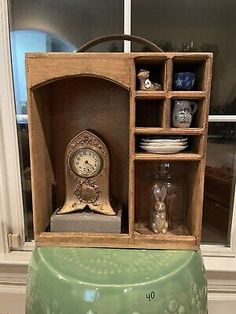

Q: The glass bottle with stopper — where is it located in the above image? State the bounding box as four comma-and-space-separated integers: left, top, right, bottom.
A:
151, 162, 187, 231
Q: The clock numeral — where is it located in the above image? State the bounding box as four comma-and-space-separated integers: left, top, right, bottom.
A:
72, 148, 101, 177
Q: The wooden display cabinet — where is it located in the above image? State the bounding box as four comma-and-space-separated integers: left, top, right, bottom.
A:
26, 52, 212, 249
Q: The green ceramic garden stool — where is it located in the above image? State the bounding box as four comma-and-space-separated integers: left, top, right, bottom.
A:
26, 247, 207, 314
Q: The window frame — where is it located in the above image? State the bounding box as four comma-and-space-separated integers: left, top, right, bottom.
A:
0, 0, 236, 267
201, 115, 236, 257
0, 0, 25, 254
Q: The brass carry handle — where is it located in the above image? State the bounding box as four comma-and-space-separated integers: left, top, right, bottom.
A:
76, 34, 164, 53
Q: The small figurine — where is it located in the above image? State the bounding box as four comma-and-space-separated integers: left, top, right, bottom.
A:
151, 185, 168, 234
137, 69, 162, 91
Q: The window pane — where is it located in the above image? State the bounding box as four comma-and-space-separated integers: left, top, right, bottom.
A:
202, 123, 236, 245
8, 0, 124, 241
132, 0, 236, 114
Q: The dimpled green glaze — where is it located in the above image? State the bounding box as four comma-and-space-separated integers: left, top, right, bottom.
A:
26, 248, 207, 314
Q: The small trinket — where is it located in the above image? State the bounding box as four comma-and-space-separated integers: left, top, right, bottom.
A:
137, 69, 162, 91
172, 100, 197, 128
173, 72, 195, 91
151, 185, 168, 234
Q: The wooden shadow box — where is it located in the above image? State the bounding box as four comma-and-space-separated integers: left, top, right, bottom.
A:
26, 52, 213, 249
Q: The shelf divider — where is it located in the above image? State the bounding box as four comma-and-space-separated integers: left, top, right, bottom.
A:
166, 58, 173, 90
163, 97, 171, 128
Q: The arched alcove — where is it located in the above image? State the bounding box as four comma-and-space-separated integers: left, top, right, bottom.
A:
31, 76, 129, 233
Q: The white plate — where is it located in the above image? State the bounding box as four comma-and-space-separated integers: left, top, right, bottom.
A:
140, 140, 187, 145
141, 137, 187, 141
140, 145, 188, 154
140, 141, 188, 146
140, 143, 187, 148
141, 139, 188, 144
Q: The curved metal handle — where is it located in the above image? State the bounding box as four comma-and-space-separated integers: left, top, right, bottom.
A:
190, 101, 198, 114
76, 34, 163, 53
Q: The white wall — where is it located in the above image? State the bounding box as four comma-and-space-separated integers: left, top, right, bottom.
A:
0, 286, 26, 314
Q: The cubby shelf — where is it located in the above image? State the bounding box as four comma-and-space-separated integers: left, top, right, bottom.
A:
170, 91, 207, 98
135, 127, 204, 135
135, 91, 166, 99
135, 91, 207, 99
133, 224, 196, 250
26, 52, 213, 249
134, 223, 190, 236
134, 153, 202, 161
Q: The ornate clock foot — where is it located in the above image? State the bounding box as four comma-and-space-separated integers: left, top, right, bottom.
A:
89, 202, 116, 216
57, 202, 84, 215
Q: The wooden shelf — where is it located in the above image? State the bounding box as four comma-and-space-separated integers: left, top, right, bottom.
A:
36, 231, 196, 250
26, 52, 213, 250
135, 91, 166, 99
134, 222, 189, 236
36, 232, 131, 248
134, 152, 202, 161
135, 127, 204, 135
134, 224, 196, 249
170, 91, 207, 99
135, 91, 207, 99
132, 236, 197, 250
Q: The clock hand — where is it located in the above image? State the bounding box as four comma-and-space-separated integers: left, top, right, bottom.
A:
85, 160, 95, 170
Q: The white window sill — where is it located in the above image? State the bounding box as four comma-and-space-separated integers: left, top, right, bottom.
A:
0, 251, 31, 266
0, 249, 236, 274
0, 249, 236, 297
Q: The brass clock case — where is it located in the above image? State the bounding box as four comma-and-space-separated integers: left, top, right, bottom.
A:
58, 130, 116, 216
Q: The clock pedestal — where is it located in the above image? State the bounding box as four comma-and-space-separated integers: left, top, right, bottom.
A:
51, 208, 122, 233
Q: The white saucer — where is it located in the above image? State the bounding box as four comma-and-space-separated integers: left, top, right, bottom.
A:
141, 140, 188, 145
140, 143, 188, 148
140, 145, 188, 154
141, 136, 188, 142
141, 138, 188, 144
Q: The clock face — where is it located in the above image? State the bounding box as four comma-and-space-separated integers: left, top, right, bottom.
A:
70, 148, 102, 178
